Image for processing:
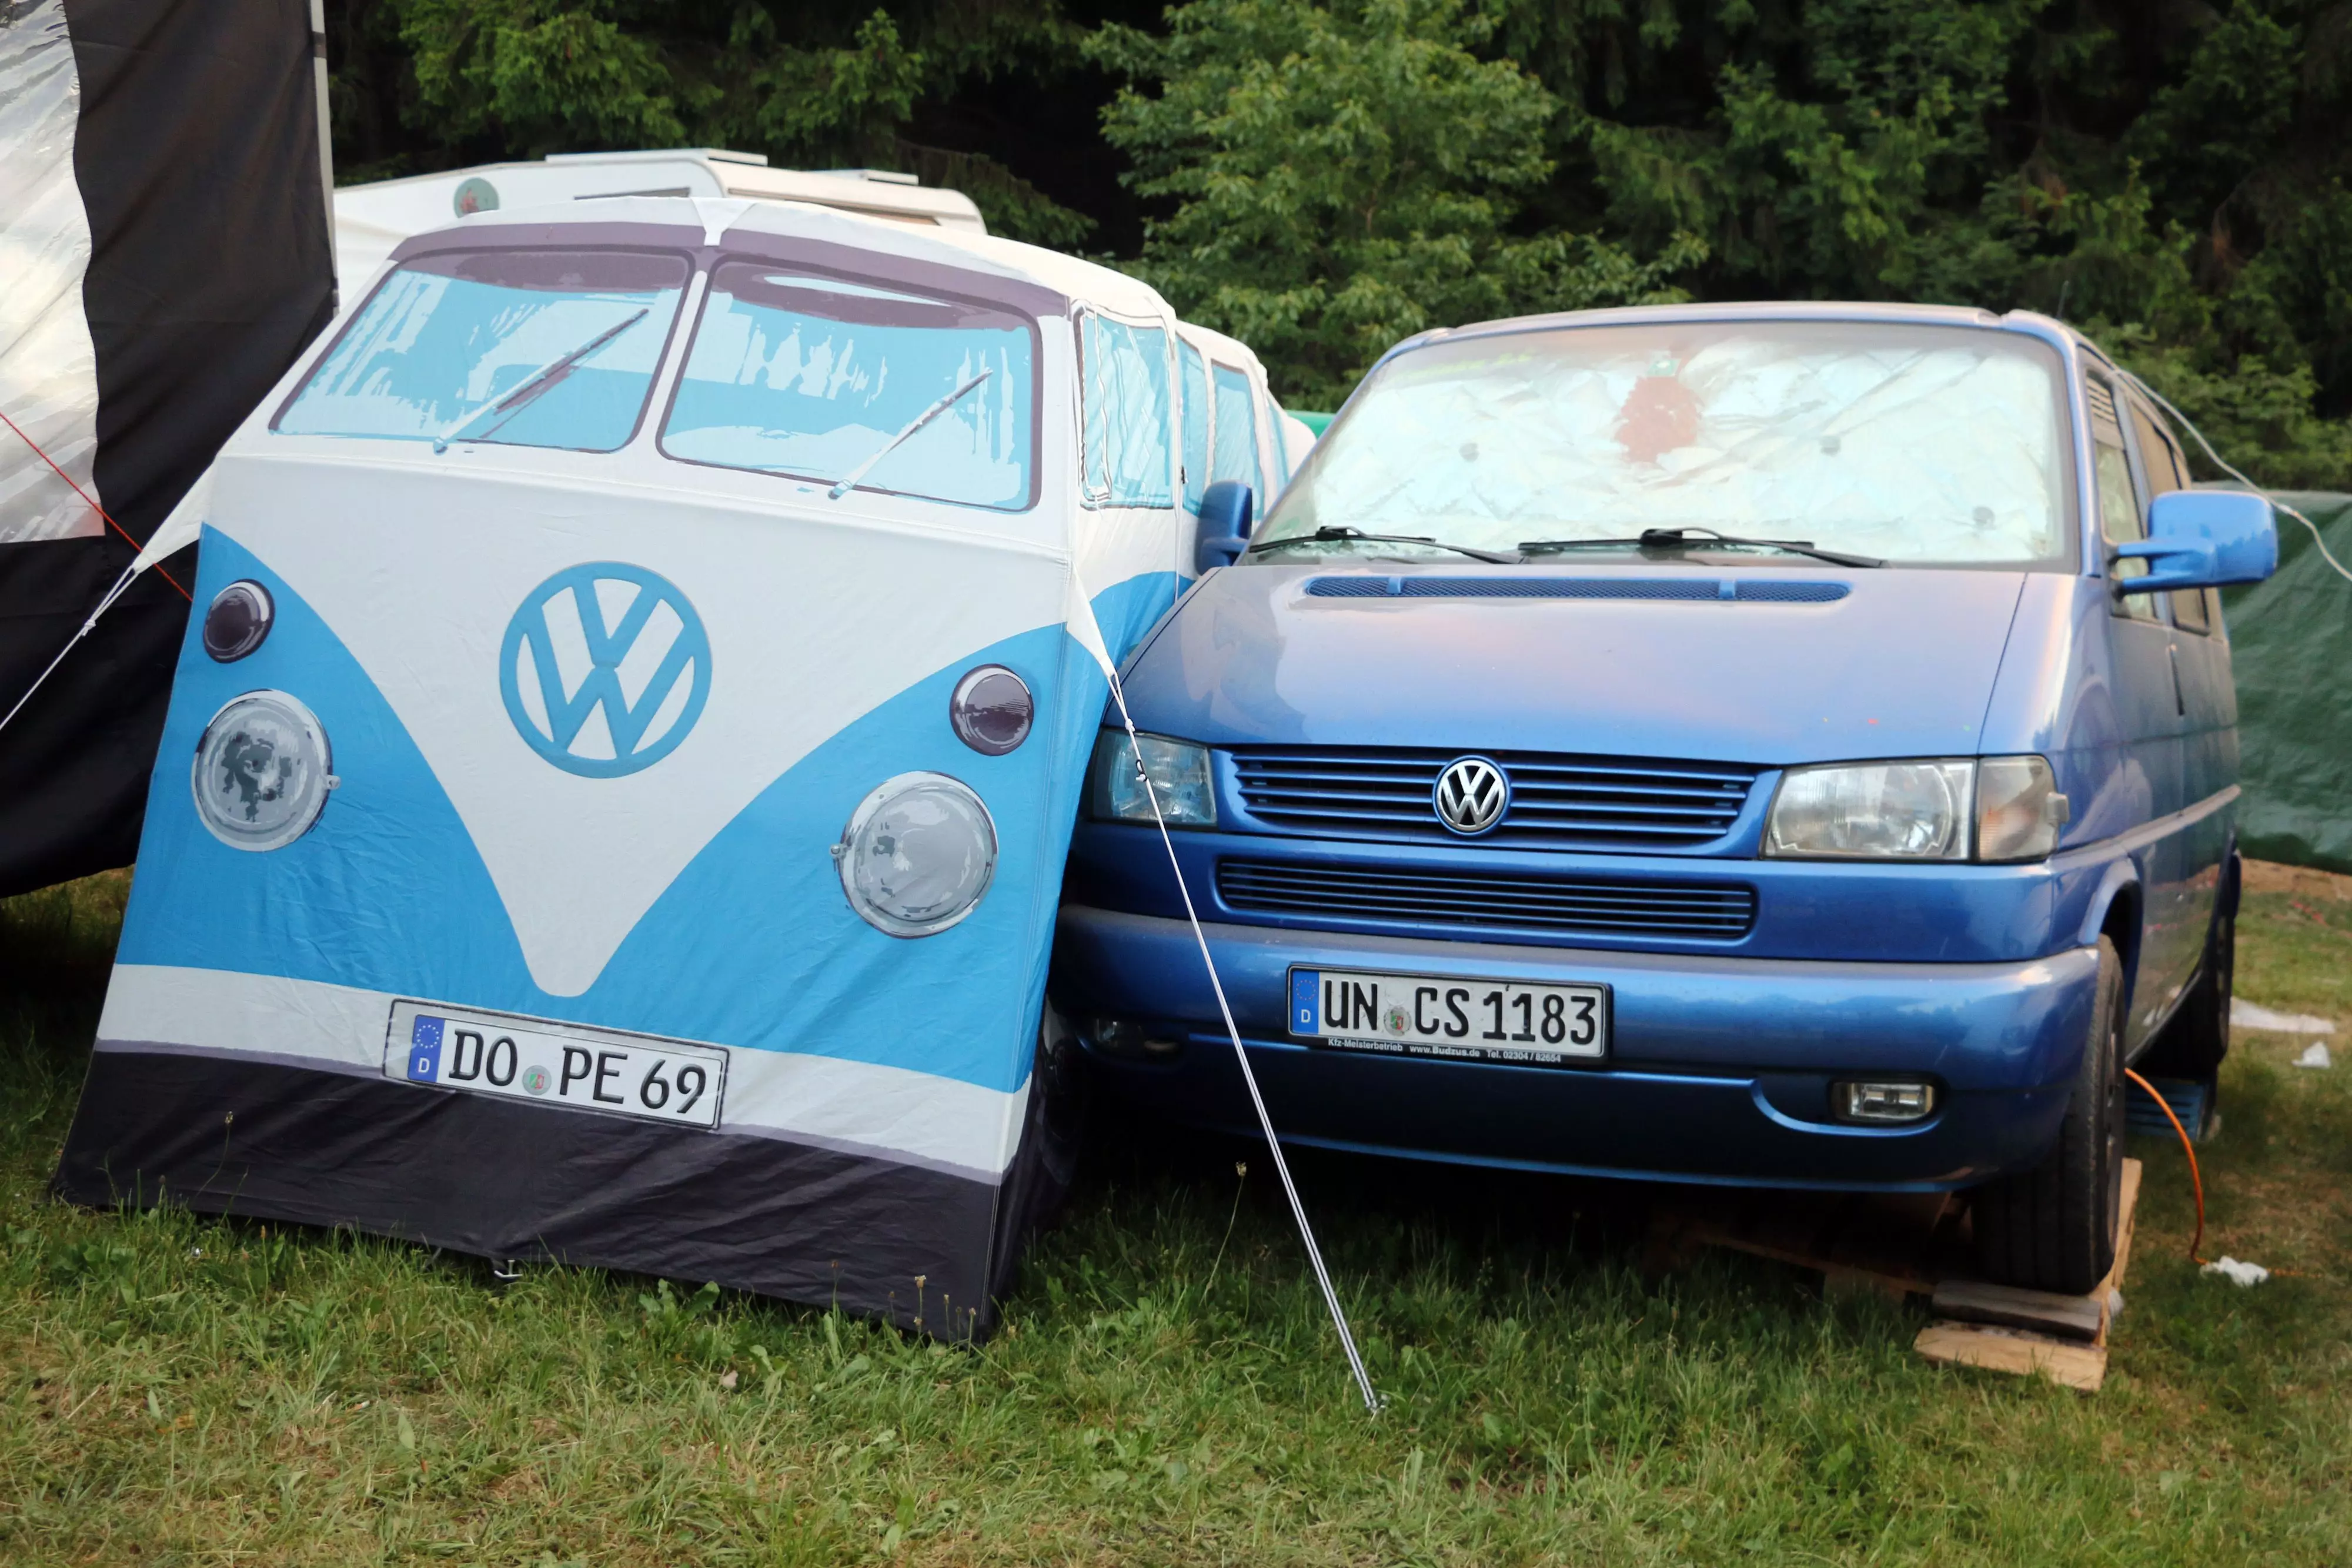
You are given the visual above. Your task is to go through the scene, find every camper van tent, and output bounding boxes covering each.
[0,0,335,895]
[54,195,1281,1331]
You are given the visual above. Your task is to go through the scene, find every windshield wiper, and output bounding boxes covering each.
[433,308,650,453]
[1519,526,1883,569]
[1247,525,1516,564]
[826,369,992,500]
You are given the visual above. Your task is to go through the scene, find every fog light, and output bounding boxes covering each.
[1091,1018,1146,1059]
[1833,1080,1937,1124]
[202,580,274,663]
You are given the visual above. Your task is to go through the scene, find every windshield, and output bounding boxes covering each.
[661,262,1037,511]
[1257,320,2076,567]
[273,250,689,450]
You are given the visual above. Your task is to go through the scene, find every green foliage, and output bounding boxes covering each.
[351,0,1096,244]
[1090,0,1700,405]
[328,0,2352,476]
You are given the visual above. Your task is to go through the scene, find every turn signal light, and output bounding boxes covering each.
[1832,1080,1937,1124]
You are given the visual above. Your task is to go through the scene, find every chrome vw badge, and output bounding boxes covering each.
[1434,756,1509,835]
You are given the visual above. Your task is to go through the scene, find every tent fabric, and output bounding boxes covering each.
[0,0,334,895]
[0,0,103,544]
[55,196,1244,1336]
[2224,491,2352,875]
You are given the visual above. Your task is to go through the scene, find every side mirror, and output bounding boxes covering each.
[2116,490,2278,593]
[1195,480,1254,573]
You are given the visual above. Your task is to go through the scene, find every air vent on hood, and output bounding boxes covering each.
[1304,576,1848,603]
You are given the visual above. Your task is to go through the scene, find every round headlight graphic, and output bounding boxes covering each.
[836,772,997,938]
[949,664,1034,755]
[190,691,335,851]
[202,580,274,663]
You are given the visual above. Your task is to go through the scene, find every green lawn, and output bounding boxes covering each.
[3,867,2347,1566]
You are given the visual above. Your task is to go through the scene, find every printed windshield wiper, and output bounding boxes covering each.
[825,369,992,500]
[433,309,650,453]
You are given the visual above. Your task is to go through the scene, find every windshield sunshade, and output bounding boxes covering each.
[1259,321,2075,567]
[273,249,690,452]
[661,263,1037,511]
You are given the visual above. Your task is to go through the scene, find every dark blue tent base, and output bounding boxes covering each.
[55,1049,1058,1338]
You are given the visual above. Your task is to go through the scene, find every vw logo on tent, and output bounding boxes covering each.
[499,563,711,778]
[1434,756,1509,835]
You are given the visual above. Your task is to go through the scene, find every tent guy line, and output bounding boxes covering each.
[1075,574,1382,1414]
[0,562,140,739]
[2120,370,2352,588]
[0,407,190,599]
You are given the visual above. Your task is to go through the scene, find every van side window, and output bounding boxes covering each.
[1179,340,1210,516]
[1210,362,1264,497]
[1081,314,1174,509]
[2128,401,2212,634]
[2089,380,2160,622]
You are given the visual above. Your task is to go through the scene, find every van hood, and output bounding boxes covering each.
[1117,563,2028,765]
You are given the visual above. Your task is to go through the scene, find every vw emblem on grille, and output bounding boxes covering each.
[1434,756,1509,835]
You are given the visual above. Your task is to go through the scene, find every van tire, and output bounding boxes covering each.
[1970,937,2126,1295]
[2141,909,2233,1082]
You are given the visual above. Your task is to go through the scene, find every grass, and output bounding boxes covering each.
[2,867,2348,1565]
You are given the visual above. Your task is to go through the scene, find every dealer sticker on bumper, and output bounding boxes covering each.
[1289,966,1609,1066]
[384,1000,727,1129]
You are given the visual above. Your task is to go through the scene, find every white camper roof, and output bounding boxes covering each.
[333,151,987,296]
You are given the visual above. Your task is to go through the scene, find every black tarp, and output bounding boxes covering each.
[0,0,333,895]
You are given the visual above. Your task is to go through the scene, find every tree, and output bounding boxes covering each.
[332,0,1098,245]
[1088,0,1700,405]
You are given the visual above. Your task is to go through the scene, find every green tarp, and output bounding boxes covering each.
[2225,492,2352,874]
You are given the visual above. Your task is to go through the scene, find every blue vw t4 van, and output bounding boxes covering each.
[1053,303,2278,1294]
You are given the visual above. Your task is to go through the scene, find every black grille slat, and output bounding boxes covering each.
[1217,860,1757,939]
[1229,747,1760,848]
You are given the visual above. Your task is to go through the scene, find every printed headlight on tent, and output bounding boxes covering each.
[834,772,998,937]
[189,691,336,851]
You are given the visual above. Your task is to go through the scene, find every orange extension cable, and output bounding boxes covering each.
[2124,1068,2207,1265]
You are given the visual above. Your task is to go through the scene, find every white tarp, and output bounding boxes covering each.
[0,0,102,543]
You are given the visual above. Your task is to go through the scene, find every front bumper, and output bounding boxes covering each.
[1051,907,2102,1191]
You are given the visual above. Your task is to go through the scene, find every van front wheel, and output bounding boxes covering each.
[1969,937,2126,1295]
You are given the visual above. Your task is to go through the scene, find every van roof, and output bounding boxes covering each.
[1385,300,2083,364]
[387,195,1175,323]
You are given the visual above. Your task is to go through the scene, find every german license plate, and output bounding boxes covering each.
[1288,967,1609,1065]
[384,1001,727,1128]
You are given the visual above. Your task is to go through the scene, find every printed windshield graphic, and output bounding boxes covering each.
[500,562,711,777]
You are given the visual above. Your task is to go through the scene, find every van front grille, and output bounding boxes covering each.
[1216,860,1758,940]
[1229,747,1759,849]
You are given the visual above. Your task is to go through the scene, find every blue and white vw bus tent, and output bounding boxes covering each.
[54,196,1258,1334]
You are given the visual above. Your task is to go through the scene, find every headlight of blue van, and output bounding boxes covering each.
[1089,730,1217,827]
[1766,755,2066,862]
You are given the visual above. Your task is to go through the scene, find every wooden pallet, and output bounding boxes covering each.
[1645,1158,2142,1391]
